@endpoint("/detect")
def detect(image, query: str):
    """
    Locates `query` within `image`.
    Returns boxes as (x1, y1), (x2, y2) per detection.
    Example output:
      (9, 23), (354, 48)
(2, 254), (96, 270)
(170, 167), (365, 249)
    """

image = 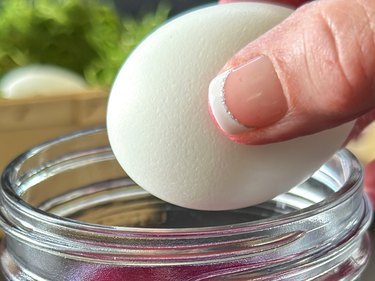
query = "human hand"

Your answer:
(212, 0), (375, 204)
